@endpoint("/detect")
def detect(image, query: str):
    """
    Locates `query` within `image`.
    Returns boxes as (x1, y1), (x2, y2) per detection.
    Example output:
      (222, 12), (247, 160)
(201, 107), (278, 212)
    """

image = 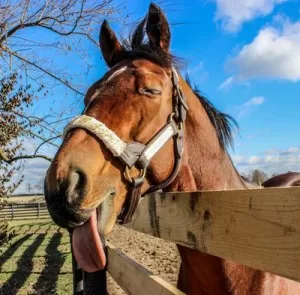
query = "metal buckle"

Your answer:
(168, 112), (176, 123)
(124, 166), (146, 183)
